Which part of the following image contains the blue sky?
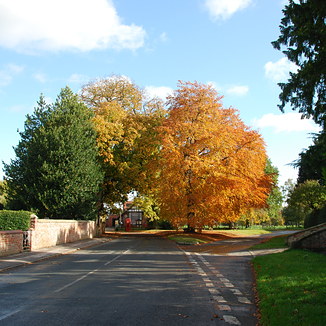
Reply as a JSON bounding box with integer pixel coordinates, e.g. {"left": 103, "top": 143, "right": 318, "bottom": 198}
{"left": 0, "top": 0, "right": 320, "bottom": 185}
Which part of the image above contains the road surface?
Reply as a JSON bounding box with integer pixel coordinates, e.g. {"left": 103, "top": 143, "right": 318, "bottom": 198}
{"left": 0, "top": 236, "right": 258, "bottom": 325}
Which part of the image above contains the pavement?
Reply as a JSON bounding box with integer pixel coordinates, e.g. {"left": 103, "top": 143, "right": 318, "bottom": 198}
{"left": 0, "top": 237, "right": 113, "bottom": 273}
{"left": 0, "top": 232, "right": 290, "bottom": 273}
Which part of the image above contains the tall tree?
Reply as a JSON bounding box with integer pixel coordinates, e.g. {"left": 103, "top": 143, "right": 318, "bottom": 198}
{"left": 283, "top": 179, "right": 326, "bottom": 226}
{"left": 295, "top": 131, "right": 326, "bottom": 185}
{"left": 263, "top": 159, "right": 284, "bottom": 225}
{"left": 155, "top": 81, "right": 272, "bottom": 230}
{"left": 81, "top": 76, "right": 165, "bottom": 207}
{"left": 272, "top": 0, "right": 326, "bottom": 127}
{"left": 3, "top": 87, "right": 103, "bottom": 219}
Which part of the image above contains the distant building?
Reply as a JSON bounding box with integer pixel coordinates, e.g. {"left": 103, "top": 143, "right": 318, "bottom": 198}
{"left": 106, "top": 201, "right": 147, "bottom": 228}
{"left": 122, "top": 201, "right": 146, "bottom": 228}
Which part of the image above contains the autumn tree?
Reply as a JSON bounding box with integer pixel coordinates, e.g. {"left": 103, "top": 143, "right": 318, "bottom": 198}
{"left": 81, "top": 76, "right": 165, "bottom": 208}
{"left": 155, "top": 81, "right": 272, "bottom": 230}
{"left": 3, "top": 88, "right": 103, "bottom": 219}
{"left": 133, "top": 194, "right": 160, "bottom": 223}
{"left": 272, "top": 0, "right": 326, "bottom": 127}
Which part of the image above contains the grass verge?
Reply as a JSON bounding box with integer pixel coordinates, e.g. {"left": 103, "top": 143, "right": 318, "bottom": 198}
{"left": 250, "top": 235, "right": 288, "bottom": 250}
{"left": 167, "top": 235, "right": 208, "bottom": 245}
{"left": 212, "top": 229, "right": 272, "bottom": 237}
{"left": 253, "top": 249, "right": 326, "bottom": 326}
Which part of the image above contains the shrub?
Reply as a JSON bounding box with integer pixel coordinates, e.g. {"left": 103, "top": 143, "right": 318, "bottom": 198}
{"left": 304, "top": 206, "right": 326, "bottom": 228}
{"left": 157, "top": 219, "right": 173, "bottom": 230}
{"left": 0, "top": 210, "right": 32, "bottom": 231}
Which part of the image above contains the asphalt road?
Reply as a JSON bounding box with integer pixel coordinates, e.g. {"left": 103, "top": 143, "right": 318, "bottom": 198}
{"left": 0, "top": 236, "right": 258, "bottom": 326}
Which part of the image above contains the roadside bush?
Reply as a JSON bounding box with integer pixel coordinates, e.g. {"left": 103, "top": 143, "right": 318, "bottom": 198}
{"left": 304, "top": 206, "right": 326, "bottom": 228}
{"left": 0, "top": 210, "right": 32, "bottom": 231}
{"left": 157, "top": 219, "right": 173, "bottom": 230}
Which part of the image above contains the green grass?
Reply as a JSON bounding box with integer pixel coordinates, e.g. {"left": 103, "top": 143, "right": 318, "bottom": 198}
{"left": 250, "top": 235, "right": 288, "bottom": 250}
{"left": 214, "top": 229, "right": 272, "bottom": 236}
{"left": 167, "top": 235, "right": 207, "bottom": 245}
{"left": 253, "top": 249, "right": 326, "bottom": 326}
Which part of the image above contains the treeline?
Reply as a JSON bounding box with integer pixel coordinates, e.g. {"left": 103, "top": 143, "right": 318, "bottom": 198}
{"left": 1, "top": 78, "right": 279, "bottom": 229}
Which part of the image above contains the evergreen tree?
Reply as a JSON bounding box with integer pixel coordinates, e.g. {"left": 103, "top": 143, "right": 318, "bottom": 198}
{"left": 3, "top": 87, "right": 103, "bottom": 219}
{"left": 272, "top": 0, "right": 326, "bottom": 127}
{"left": 295, "top": 131, "right": 326, "bottom": 185}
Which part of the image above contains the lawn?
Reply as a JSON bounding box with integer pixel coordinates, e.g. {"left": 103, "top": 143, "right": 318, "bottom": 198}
{"left": 167, "top": 235, "right": 208, "bottom": 245}
{"left": 250, "top": 235, "right": 288, "bottom": 250}
{"left": 253, "top": 249, "right": 326, "bottom": 326}
{"left": 213, "top": 229, "right": 272, "bottom": 236}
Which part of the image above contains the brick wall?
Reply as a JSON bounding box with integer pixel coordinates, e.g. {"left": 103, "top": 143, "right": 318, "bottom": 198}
{"left": 0, "top": 216, "right": 97, "bottom": 256}
{"left": 0, "top": 230, "right": 24, "bottom": 256}
{"left": 30, "top": 217, "right": 97, "bottom": 250}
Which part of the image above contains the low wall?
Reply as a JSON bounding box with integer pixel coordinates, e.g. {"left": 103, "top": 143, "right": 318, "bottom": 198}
{"left": 287, "top": 223, "right": 326, "bottom": 250}
{"left": 0, "top": 230, "right": 24, "bottom": 256}
{"left": 30, "top": 217, "right": 97, "bottom": 250}
{"left": 0, "top": 215, "right": 99, "bottom": 256}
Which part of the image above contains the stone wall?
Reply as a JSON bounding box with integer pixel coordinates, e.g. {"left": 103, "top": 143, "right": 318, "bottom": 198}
{"left": 287, "top": 223, "right": 326, "bottom": 250}
{"left": 0, "top": 216, "right": 97, "bottom": 256}
{"left": 30, "top": 216, "right": 97, "bottom": 250}
{"left": 0, "top": 230, "right": 24, "bottom": 256}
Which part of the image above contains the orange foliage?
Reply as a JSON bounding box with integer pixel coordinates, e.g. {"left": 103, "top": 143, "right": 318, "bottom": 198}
{"left": 156, "top": 81, "right": 272, "bottom": 229}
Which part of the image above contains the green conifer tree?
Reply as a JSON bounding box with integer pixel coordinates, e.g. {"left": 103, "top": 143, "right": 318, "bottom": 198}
{"left": 4, "top": 87, "right": 103, "bottom": 219}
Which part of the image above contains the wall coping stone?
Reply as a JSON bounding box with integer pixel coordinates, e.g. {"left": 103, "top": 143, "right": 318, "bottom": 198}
{"left": 0, "top": 230, "right": 24, "bottom": 235}
{"left": 287, "top": 222, "right": 326, "bottom": 248}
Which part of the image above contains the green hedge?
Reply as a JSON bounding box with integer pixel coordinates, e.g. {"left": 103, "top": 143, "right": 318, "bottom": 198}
{"left": 0, "top": 210, "right": 32, "bottom": 231}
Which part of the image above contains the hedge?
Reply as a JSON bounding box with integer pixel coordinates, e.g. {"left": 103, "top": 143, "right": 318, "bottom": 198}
{"left": 0, "top": 210, "right": 32, "bottom": 231}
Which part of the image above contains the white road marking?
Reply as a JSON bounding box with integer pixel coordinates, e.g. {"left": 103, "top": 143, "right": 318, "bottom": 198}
{"left": 54, "top": 249, "right": 130, "bottom": 293}
{"left": 213, "top": 295, "right": 227, "bottom": 303}
{"left": 223, "top": 315, "right": 241, "bottom": 325}
{"left": 184, "top": 251, "right": 254, "bottom": 326}
{"left": 208, "top": 288, "right": 220, "bottom": 294}
{"left": 238, "top": 297, "right": 251, "bottom": 304}
{"left": 217, "top": 304, "right": 231, "bottom": 311}
{"left": 0, "top": 309, "right": 22, "bottom": 321}
{"left": 230, "top": 289, "right": 242, "bottom": 295}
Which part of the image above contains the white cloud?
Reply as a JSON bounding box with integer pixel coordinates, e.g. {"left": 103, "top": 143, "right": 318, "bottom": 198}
{"left": 7, "top": 104, "right": 28, "bottom": 113}
{"left": 0, "top": 64, "right": 24, "bottom": 86}
{"left": 159, "top": 32, "right": 168, "bottom": 43}
{"left": 226, "top": 85, "right": 249, "bottom": 96}
{"left": 207, "top": 82, "right": 248, "bottom": 96}
{"left": 68, "top": 74, "right": 89, "bottom": 84}
{"left": 0, "top": 71, "right": 12, "bottom": 87}
{"left": 145, "top": 86, "right": 173, "bottom": 101}
{"left": 207, "top": 81, "right": 222, "bottom": 92}
{"left": 6, "top": 64, "right": 24, "bottom": 74}
{"left": 0, "top": 0, "right": 146, "bottom": 53}
{"left": 205, "top": 0, "right": 252, "bottom": 20}
{"left": 253, "top": 112, "right": 320, "bottom": 133}
{"left": 264, "top": 57, "right": 298, "bottom": 83}
{"left": 33, "top": 73, "right": 47, "bottom": 83}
